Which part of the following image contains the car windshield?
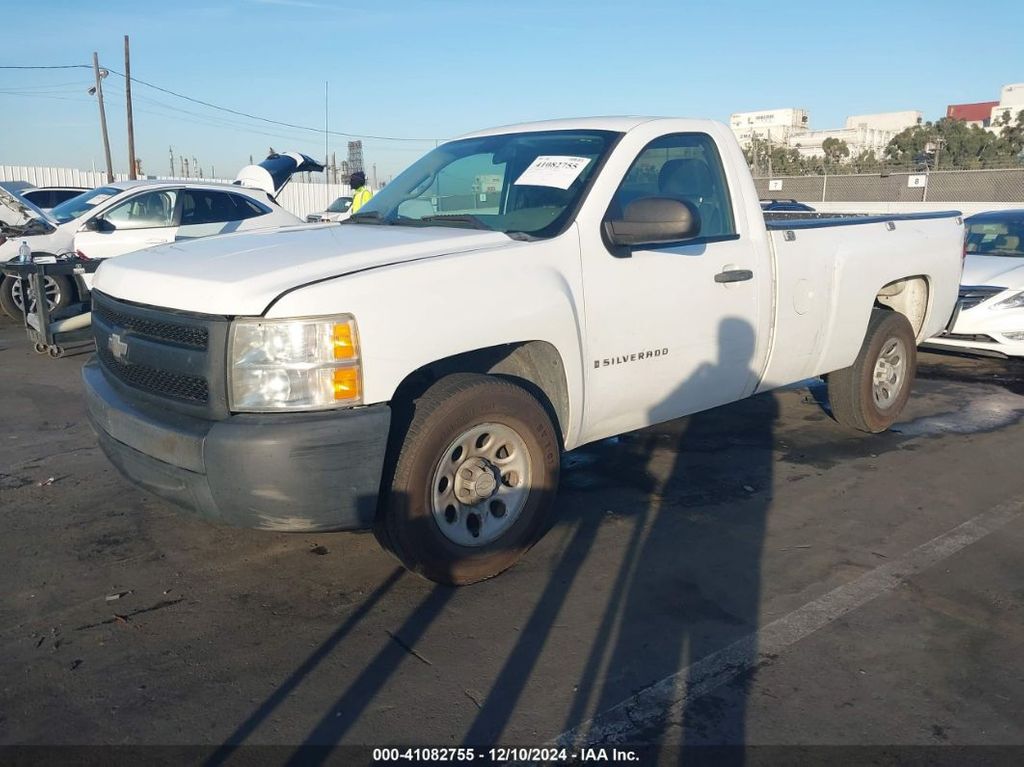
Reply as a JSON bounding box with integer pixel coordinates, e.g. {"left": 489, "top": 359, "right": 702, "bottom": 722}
{"left": 965, "top": 218, "right": 1024, "bottom": 258}
{"left": 327, "top": 196, "right": 352, "bottom": 213}
{"left": 50, "top": 186, "right": 121, "bottom": 224}
{"left": 349, "top": 129, "right": 618, "bottom": 238}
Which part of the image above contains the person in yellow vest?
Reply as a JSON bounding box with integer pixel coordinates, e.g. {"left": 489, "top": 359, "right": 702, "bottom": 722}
{"left": 349, "top": 171, "right": 373, "bottom": 213}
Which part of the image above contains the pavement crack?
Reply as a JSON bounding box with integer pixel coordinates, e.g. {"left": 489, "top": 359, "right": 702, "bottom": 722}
{"left": 386, "top": 629, "right": 432, "bottom": 666}
{"left": 74, "top": 598, "right": 185, "bottom": 631}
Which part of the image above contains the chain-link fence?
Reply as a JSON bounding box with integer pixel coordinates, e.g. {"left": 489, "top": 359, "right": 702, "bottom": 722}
{"left": 755, "top": 168, "right": 1024, "bottom": 204}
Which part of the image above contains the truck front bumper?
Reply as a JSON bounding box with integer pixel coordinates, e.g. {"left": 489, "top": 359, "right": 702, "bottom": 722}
{"left": 82, "top": 358, "right": 391, "bottom": 532}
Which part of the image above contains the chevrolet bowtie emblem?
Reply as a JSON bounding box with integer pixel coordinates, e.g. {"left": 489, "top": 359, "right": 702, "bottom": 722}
{"left": 108, "top": 333, "right": 128, "bottom": 363}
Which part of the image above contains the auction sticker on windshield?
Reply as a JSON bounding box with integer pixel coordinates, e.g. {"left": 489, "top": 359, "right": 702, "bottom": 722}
{"left": 514, "top": 156, "right": 591, "bottom": 190}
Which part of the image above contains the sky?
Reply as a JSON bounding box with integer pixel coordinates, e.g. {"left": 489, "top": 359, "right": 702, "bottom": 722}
{"left": 1, "top": 0, "right": 1022, "bottom": 182}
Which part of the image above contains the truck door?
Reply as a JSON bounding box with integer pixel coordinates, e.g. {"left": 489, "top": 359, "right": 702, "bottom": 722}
{"left": 75, "top": 189, "right": 179, "bottom": 260}
{"left": 579, "top": 131, "right": 767, "bottom": 442}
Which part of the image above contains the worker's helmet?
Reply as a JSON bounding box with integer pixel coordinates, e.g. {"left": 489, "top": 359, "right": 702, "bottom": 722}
{"left": 350, "top": 171, "right": 367, "bottom": 188}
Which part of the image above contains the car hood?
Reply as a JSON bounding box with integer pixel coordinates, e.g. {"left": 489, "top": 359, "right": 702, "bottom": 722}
{"left": 234, "top": 151, "right": 325, "bottom": 199}
{"left": 0, "top": 186, "right": 57, "bottom": 238}
{"left": 962, "top": 255, "right": 1024, "bottom": 289}
{"left": 93, "top": 223, "right": 515, "bottom": 315}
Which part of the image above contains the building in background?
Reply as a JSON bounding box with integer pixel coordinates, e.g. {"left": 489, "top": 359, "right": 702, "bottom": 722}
{"left": 844, "top": 111, "right": 921, "bottom": 133}
{"left": 730, "top": 108, "right": 920, "bottom": 159}
{"left": 991, "top": 83, "right": 1024, "bottom": 126}
{"left": 346, "top": 141, "right": 364, "bottom": 174}
{"left": 729, "top": 108, "right": 809, "bottom": 148}
{"left": 945, "top": 83, "right": 1024, "bottom": 130}
{"left": 946, "top": 101, "right": 999, "bottom": 127}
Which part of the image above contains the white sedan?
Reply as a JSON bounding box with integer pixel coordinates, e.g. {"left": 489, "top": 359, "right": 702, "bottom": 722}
{"left": 0, "top": 152, "right": 321, "bottom": 319}
{"left": 925, "top": 209, "right": 1024, "bottom": 358}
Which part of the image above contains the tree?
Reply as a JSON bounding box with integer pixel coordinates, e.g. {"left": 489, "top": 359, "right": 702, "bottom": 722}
{"left": 850, "top": 150, "right": 881, "bottom": 174}
{"left": 821, "top": 137, "right": 850, "bottom": 167}
{"left": 996, "top": 109, "right": 1024, "bottom": 159}
{"left": 886, "top": 117, "right": 1021, "bottom": 170}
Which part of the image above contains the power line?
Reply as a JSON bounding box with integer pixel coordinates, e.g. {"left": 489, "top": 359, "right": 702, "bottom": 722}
{"left": 0, "top": 64, "right": 92, "bottom": 70}
{"left": 103, "top": 67, "right": 442, "bottom": 143}
{"left": 2, "top": 61, "right": 447, "bottom": 145}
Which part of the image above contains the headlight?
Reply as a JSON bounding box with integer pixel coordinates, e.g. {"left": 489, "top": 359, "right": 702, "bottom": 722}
{"left": 229, "top": 315, "right": 361, "bottom": 411}
{"left": 992, "top": 292, "right": 1024, "bottom": 310}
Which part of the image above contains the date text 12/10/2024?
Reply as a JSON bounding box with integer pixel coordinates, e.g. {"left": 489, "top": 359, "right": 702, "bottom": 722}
{"left": 372, "top": 746, "right": 641, "bottom": 763}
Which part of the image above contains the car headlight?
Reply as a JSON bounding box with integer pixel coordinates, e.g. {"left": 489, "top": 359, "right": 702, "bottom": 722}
{"left": 229, "top": 315, "right": 361, "bottom": 411}
{"left": 992, "top": 292, "right": 1024, "bottom": 310}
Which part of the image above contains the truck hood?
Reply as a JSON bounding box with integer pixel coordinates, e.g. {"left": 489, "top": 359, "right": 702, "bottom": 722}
{"left": 93, "top": 223, "right": 515, "bottom": 315}
{"left": 962, "top": 255, "right": 1024, "bottom": 289}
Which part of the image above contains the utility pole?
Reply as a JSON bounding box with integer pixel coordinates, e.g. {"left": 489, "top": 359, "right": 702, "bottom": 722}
{"left": 124, "top": 36, "right": 137, "bottom": 180}
{"left": 169, "top": 146, "right": 175, "bottom": 176}
{"left": 91, "top": 52, "right": 114, "bottom": 183}
{"left": 183, "top": 156, "right": 190, "bottom": 178}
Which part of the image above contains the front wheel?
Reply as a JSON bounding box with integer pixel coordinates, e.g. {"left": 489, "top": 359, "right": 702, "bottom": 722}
{"left": 826, "top": 308, "right": 917, "bottom": 433}
{"left": 379, "top": 373, "right": 561, "bottom": 585}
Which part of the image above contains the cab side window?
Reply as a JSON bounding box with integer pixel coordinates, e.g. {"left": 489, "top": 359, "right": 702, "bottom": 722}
{"left": 611, "top": 133, "right": 735, "bottom": 238}
{"left": 103, "top": 190, "right": 178, "bottom": 230}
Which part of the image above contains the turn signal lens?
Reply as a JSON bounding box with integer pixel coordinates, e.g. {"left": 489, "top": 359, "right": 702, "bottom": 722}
{"left": 333, "top": 322, "right": 356, "bottom": 359}
{"left": 332, "top": 367, "right": 360, "bottom": 400}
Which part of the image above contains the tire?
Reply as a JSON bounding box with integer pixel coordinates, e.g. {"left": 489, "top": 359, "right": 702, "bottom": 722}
{"left": 379, "top": 373, "right": 561, "bottom": 585}
{"left": 827, "top": 308, "right": 917, "bottom": 433}
{"left": 0, "top": 275, "right": 73, "bottom": 320}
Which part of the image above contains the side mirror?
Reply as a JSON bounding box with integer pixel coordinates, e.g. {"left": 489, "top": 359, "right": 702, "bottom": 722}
{"left": 84, "top": 217, "right": 111, "bottom": 232}
{"left": 604, "top": 197, "right": 701, "bottom": 248}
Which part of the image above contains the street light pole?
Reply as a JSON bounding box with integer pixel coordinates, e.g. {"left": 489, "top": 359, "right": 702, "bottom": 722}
{"left": 91, "top": 52, "right": 114, "bottom": 183}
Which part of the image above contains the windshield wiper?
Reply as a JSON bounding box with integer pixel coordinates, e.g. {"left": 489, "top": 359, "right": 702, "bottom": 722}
{"left": 416, "top": 214, "right": 491, "bottom": 231}
{"left": 347, "top": 210, "right": 386, "bottom": 224}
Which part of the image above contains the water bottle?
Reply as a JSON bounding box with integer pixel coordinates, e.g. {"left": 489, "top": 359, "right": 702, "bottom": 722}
{"left": 18, "top": 240, "right": 31, "bottom": 263}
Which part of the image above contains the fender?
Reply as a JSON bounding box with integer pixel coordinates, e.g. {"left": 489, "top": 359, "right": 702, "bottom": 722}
{"left": 267, "top": 227, "right": 589, "bottom": 447}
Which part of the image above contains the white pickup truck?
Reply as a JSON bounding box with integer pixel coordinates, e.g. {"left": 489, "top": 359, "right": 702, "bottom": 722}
{"left": 82, "top": 117, "right": 965, "bottom": 584}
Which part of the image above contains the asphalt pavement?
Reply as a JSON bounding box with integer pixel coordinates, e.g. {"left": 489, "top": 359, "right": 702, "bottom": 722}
{"left": 1, "top": 316, "right": 1023, "bottom": 756}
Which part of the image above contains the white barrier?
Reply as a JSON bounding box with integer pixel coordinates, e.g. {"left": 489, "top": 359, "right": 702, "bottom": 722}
{"left": 0, "top": 165, "right": 356, "bottom": 220}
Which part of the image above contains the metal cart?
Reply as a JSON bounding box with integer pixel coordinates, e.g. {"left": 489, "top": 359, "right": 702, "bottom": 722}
{"left": 1, "top": 254, "right": 100, "bottom": 358}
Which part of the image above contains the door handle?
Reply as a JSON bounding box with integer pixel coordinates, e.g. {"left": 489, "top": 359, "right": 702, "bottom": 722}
{"left": 714, "top": 269, "right": 753, "bottom": 283}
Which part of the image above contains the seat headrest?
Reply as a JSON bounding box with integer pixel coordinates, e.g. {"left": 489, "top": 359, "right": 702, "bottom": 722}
{"left": 658, "top": 158, "right": 714, "bottom": 197}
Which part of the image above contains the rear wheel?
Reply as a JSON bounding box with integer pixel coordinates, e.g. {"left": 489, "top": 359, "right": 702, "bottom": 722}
{"left": 827, "top": 308, "right": 917, "bottom": 433}
{"left": 0, "top": 275, "right": 73, "bottom": 320}
{"left": 379, "top": 373, "right": 560, "bottom": 585}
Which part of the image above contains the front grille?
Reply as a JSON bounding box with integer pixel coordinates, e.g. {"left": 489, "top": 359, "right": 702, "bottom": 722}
{"left": 958, "top": 285, "right": 1005, "bottom": 311}
{"left": 94, "top": 302, "right": 209, "bottom": 349}
{"left": 92, "top": 291, "right": 230, "bottom": 419}
{"left": 97, "top": 345, "right": 209, "bottom": 403}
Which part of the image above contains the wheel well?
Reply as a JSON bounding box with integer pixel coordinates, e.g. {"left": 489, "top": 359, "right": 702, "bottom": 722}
{"left": 390, "top": 341, "right": 571, "bottom": 446}
{"left": 874, "top": 275, "right": 929, "bottom": 337}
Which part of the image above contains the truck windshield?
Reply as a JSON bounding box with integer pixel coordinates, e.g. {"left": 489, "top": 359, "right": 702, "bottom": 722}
{"left": 349, "top": 130, "right": 618, "bottom": 238}
{"left": 50, "top": 186, "right": 121, "bottom": 224}
{"left": 966, "top": 218, "right": 1024, "bottom": 258}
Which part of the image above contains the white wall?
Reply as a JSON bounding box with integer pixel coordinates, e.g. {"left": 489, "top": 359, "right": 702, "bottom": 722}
{"left": 0, "top": 165, "right": 356, "bottom": 221}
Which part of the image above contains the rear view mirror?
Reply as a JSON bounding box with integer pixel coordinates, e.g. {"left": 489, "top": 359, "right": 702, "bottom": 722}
{"left": 84, "top": 217, "right": 111, "bottom": 233}
{"left": 604, "top": 197, "right": 701, "bottom": 248}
